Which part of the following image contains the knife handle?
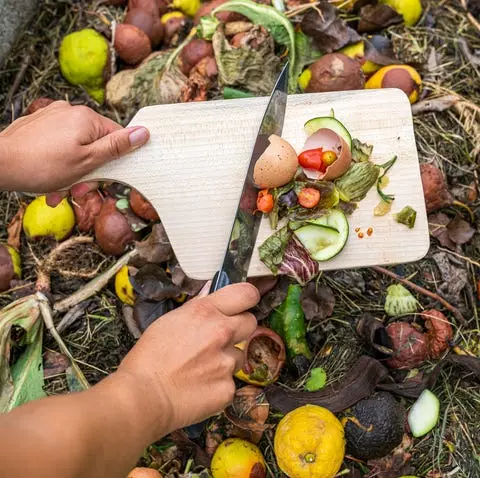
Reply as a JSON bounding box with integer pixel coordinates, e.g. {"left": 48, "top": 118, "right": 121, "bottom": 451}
{"left": 209, "top": 269, "right": 232, "bottom": 293}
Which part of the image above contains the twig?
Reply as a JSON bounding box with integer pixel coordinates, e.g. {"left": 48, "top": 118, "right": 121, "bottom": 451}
{"left": 36, "top": 293, "right": 90, "bottom": 391}
{"left": 57, "top": 300, "right": 92, "bottom": 334}
{"left": 412, "top": 95, "right": 459, "bottom": 115}
{"left": 460, "top": 0, "right": 480, "bottom": 33}
{"left": 53, "top": 249, "right": 136, "bottom": 313}
{"left": 436, "top": 247, "right": 480, "bottom": 269}
{"left": 4, "top": 46, "right": 34, "bottom": 120}
{"left": 457, "top": 38, "right": 480, "bottom": 67}
{"left": 371, "top": 266, "right": 467, "bottom": 325}
{"left": 42, "top": 236, "right": 94, "bottom": 272}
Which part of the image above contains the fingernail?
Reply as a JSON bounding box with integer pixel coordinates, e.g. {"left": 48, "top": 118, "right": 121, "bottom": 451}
{"left": 128, "top": 126, "right": 149, "bottom": 147}
{"left": 71, "top": 183, "right": 91, "bottom": 199}
{"left": 46, "top": 193, "right": 63, "bottom": 207}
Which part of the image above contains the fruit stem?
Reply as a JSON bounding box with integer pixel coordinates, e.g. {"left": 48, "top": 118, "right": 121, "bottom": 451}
{"left": 304, "top": 453, "right": 316, "bottom": 463}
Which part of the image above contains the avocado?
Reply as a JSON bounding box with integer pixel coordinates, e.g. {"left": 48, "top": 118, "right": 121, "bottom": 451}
{"left": 344, "top": 392, "right": 406, "bottom": 461}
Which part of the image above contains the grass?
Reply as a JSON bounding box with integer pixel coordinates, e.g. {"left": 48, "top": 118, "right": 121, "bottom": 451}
{"left": 0, "top": 0, "right": 479, "bottom": 476}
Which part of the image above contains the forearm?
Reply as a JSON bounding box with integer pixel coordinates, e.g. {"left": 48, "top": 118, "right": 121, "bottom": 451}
{"left": 0, "top": 371, "right": 172, "bottom": 478}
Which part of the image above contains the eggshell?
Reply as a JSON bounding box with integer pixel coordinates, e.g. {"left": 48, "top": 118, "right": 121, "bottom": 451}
{"left": 253, "top": 135, "right": 298, "bottom": 188}
{"left": 302, "top": 128, "right": 352, "bottom": 181}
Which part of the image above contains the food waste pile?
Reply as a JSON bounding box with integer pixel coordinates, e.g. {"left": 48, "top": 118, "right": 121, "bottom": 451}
{"left": 0, "top": 0, "right": 479, "bottom": 477}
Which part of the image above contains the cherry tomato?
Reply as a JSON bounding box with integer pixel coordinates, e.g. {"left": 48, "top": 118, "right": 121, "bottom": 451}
{"left": 322, "top": 150, "right": 337, "bottom": 166}
{"left": 298, "top": 188, "right": 321, "bottom": 209}
{"left": 298, "top": 148, "right": 326, "bottom": 172}
{"left": 256, "top": 189, "right": 274, "bottom": 213}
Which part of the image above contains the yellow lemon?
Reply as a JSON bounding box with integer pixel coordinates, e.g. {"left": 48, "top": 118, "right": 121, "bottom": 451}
{"left": 340, "top": 41, "right": 380, "bottom": 75}
{"left": 274, "top": 405, "right": 345, "bottom": 478}
{"left": 59, "top": 28, "right": 109, "bottom": 103}
{"left": 172, "top": 0, "right": 201, "bottom": 17}
{"left": 298, "top": 69, "right": 312, "bottom": 91}
{"left": 23, "top": 196, "right": 75, "bottom": 241}
{"left": 211, "top": 438, "right": 266, "bottom": 478}
{"left": 114, "top": 265, "right": 136, "bottom": 306}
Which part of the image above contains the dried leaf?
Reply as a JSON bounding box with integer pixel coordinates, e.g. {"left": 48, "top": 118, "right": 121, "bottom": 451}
{"left": 133, "top": 298, "right": 175, "bottom": 332}
{"left": 252, "top": 275, "right": 290, "bottom": 321}
{"left": 300, "top": 282, "right": 335, "bottom": 321}
{"left": 43, "top": 350, "right": 69, "bottom": 378}
{"left": 265, "top": 355, "right": 389, "bottom": 414}
{"left": 356, "top": 314, "right": 393, "bottom": 357}
{"left": 131, "top": 264, "right": 181, "bottom": 301}
{"left": 169, "top": 430, "right": 211, "bottom": 468}
{"left": 364, "top": 35, "right": 399, "bottom": 66}
{"left": 428, "top": 212, "right": 455, "bottom": 249}
{"left": 0, "top": 296, "right": 45, "bottom": 412}
{"left": 358, "top": 4, "right": 403, "bottom": 33}
{"left": 432, "top": 252, "right": 467, "bottom": 304}
{"left": 446, "top": 214, "right": 475, "bottom": 245}
{"left": 134, "top": 223, "right": 174, "bottom": 265}
{"left": 169, "top": 261, "right": 207, "bottom": 296}
{"left": 7, "top": 206, "right": 25, "bottom": 251}
{"left": 300, "top": 3, "right": 361, "bottom": 53}
{"left": 365, "top": 435, "right": 414, "bottom": 478}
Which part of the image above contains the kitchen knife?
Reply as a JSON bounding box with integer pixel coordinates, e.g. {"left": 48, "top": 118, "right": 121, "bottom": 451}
{"left": 209, "top": 62, "right": 289, "bottom": 293}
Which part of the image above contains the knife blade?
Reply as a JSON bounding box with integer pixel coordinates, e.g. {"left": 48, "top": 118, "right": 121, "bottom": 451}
{"left": 209, "top": 62, "right": 289, "bottom": 293}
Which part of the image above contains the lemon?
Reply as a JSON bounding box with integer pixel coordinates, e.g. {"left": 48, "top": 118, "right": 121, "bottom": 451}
{"left": 211, "top": 438, "right": 266, "bottom": 478}
{"left": 114, "top": 265, "right": 136, "bottom": 306}
{"left": 274, "top": 405, "right": 345, "bottom": 478}
{"left": 172, "top": 0, "right": 201, "bottom": 17}
{"left": 23, "top": 196, "right": 75, "bottom": 241}
{"left": 298, "top": 69, "right": 312, "bottom": 91}
{"left": 379, "top": 0, "right": 422, "bottom": 26}
{"left": 59, "top": 28, "right": 109, "bottom": 103}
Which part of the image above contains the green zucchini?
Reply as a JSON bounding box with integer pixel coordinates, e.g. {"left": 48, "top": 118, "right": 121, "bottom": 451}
{"left": 293, "top": 209, "right": 349, "bottom": 261}
{"left": 304, "top": 116, "right": 352, "bottom": 149}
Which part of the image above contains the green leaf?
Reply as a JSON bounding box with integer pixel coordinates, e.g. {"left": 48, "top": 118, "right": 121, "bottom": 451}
{"left": 394, "top": 206, "right": 417, "bottom": 229}
{"left": 293, "top": 31, "right": 322, "bottom": 85}
{"left": 223, "top": 87, "right": 255, "bottom": 99}
{"left": 212, "top": 0, "right": 298, "bottom": 91}
{"left": 9, "top": 320, "right": 45, "bottom": 411}
{"left": 305, "top": 367, "right": 327, "bottom": 391}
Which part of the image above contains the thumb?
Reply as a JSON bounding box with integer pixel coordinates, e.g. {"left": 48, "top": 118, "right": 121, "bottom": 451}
{"left": 87, "top": 126, "right": 150, "bottom": 167}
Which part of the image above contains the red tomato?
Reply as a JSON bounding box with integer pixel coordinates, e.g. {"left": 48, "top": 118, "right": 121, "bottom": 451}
{"left": 298, "top": 148, "right": 326, "bottom": 172}
{"left": 256, "top": 189, "right": 274, "bottom": 213}
{"left": 298, "top": 188, "right": 321, "bottom": 208}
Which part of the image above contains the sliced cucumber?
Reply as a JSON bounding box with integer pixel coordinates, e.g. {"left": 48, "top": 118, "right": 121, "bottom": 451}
{"left": 293, "top": 209, "right": 349, "bottom": 261}
{"left": 304, "top": 116, "right": 352, "bottom": 149}
{"left": 408, "top": 389, "right": 440, "bottom": 438}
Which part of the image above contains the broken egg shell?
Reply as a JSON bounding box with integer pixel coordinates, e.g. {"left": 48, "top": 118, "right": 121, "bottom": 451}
{"left": 253, "top": 135, "right": 298, "bottom": 189}
{"left": 302, "top": 128, "right": 352, "bottom": 181}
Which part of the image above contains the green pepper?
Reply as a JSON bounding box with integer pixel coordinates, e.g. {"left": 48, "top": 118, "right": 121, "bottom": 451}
{"left": 268, "top": 284, "right": 312, "bottom": 363}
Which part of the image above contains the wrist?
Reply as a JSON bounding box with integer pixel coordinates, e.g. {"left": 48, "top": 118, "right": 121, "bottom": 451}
{"left": 101, "top": 370, "right": 175, "bottom": 444}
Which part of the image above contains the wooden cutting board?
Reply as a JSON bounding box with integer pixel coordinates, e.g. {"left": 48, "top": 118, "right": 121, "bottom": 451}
{"left": 82, "top": 88, "right": 429, "bottom": 280}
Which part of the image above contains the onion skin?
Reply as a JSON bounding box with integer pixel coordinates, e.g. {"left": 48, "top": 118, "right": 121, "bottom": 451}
{"left": 94, "top": 198, "right": 139, "bottom": 255}
{"left": 114, "top": 23, "right": 152, "bottom": 65}
{"left": 129, "top": 189, "right": 159, "bottom": 221}
{"left": 73, "top": 190, "right": 104, "bottom": 233}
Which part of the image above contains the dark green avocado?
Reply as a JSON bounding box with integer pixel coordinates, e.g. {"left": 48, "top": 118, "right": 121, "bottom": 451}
{"left": 344, "top": 392, "right": 406, "bottom": 461}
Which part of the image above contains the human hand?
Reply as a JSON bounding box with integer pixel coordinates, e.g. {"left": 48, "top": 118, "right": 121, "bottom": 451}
{"left": 0, "top": 101, "right": 149, "bottom": 193}
{"left": 117, "top": 283, "right": 260, "bottom": 440}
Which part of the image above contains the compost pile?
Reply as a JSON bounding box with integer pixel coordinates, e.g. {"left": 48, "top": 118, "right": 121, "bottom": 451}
{"left": 0, "top": 0, "right": 479, "bottom": 477}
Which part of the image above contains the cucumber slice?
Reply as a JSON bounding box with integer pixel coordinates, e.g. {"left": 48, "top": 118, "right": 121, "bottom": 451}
{"left": 408, "top": 389, "right": 440, "bottom": 437}
{"left": 304, "top": 117, "right": 352, "bottom": 149}
{"left": 294, "top": 209, "right": 349, "bottom": 261}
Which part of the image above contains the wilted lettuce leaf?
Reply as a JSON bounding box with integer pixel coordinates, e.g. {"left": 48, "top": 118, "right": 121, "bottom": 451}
{"left": 212, "top": 26, "right": 281, "bottom": 95}
{"left": 293, "top": 30, "right": 322, "bottom": 85}
{"left": 212, "top": 0, "right": 298, "bottom": 90}
{"left": 287, "top": 181, "right": 340, "bottom": 221}
{"left": 352, "top": 138, "right": 373, "bottom": 162}
{"left": 278, "top": 237, "right": 320, "bottom": 285}
{"left": 259, "top": 226, "right": 291, "bottom": 275}
{"left": 300, "top": 3, "right": 361, "bottom": 53}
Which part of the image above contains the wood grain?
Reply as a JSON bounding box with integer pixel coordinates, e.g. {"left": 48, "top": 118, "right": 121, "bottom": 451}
{"left": 82, "top": 89, "right": 430, "bottom": 279}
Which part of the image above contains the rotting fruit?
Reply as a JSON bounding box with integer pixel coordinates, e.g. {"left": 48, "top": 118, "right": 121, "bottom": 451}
{"left": 211, "top": 438, "right": 266, "bottom": 478}
{"left": 114, "top": 23, "right": 152, "bottom": 65}
{"left": 386, "top": 322, "right": 428, "bottom": 369}
{"left": 73, "top": 190, "right": 104, "bottom": 233}
{"left": 127, "top": 467, "right": 163, "bottom": 478}
{"left": 129, "top": 189, "right": 159, "bottom": 221}
{"left": 344, "top": 392, "right": 406, "bottom": 460}
{"left": 274, "top": 404, "right": 345, "bottom": 478}
{"left": 115, "top": 265, "right": 136, "bottom": 306}
{"left": 340, "top": 41, "right": 380, "bottom": 75}
{"left": 59, "top": 29, "right": 109, "bottom": 103}
{"left": 23, "top": 195, "right": 75, "bottom": 241}
{"left": 0, "top": 244, "right": 21, "bottom": 292}
{"left": 366, "top": 65, "right": 421, "bottom": 104}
